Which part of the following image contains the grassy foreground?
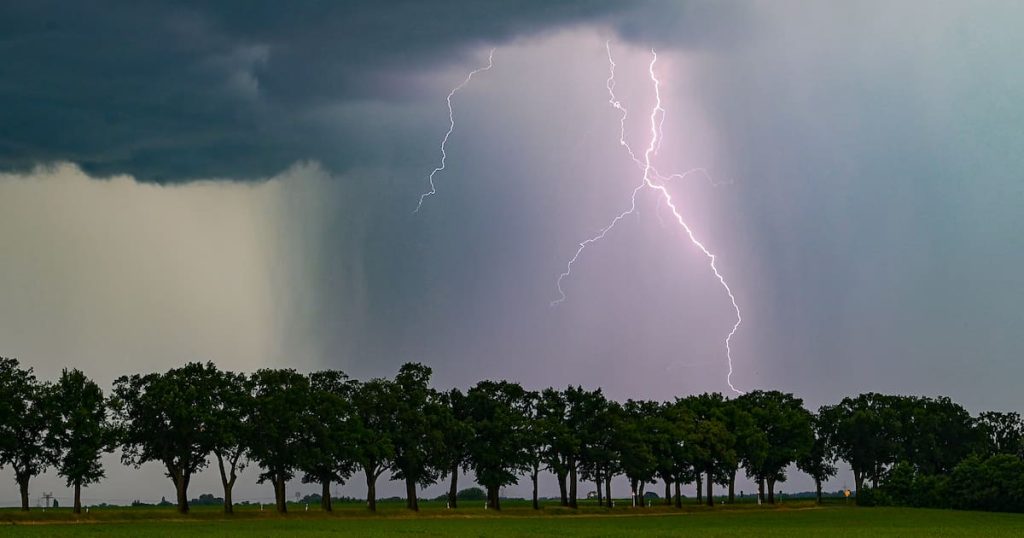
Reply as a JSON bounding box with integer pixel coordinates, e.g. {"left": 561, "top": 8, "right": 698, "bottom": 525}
{"left": 2, "top": 500, "right": 1022, "bottom": 537}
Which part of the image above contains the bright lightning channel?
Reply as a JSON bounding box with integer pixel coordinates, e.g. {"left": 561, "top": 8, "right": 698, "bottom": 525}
{"left": 414, "top": 49, "right": 495, "bottom": 213}
{"left": 552, "top": 43, "right": 745, "bottom": 395}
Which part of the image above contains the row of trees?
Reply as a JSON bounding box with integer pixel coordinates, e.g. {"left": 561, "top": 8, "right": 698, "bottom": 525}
{"left": 2, "top": 357, "right": 1022, "bottom": 514}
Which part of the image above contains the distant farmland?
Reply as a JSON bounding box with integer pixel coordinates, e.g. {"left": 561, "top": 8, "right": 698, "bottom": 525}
{"left": 2, "top": 501, "right": 1023, "bottom": 537}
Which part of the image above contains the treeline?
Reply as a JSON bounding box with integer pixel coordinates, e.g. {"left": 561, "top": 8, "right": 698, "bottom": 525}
{"left": 1, "top": 357, "right": 1022, "bottom": 515}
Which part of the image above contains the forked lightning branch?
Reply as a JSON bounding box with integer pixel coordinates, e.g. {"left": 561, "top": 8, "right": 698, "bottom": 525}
{"left": 416, "top": 43, "right": 745, "bottom": 395}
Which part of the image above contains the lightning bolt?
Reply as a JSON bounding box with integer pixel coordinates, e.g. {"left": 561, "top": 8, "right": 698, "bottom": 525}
{"left": 553, "top": 42, "right": 745, "bottom": 395}
{"left": 414, "top": 49, "right": 495, "bottom": 213}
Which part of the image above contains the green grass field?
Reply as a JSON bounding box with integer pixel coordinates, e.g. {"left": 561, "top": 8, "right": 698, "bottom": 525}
{"left": 2, "top": 500, "right": 1022, "bottom": 537}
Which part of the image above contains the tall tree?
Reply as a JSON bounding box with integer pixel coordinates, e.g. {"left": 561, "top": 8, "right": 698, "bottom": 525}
{"left": 436, "top": 388, "right": 473, "bottom": 509}
{"left": 737, "top": 391, "right": 813, "bottom": 503}
{"left": 564, "top": 385, "right": 604, "bottom": 508}
{"left": 0, "top": 358, "right": 54, "bottom": 511}
{"left": 648, "top": 402, "right": 680, "bottom": 507}
{"left": 569, "top": 386, "right": 611, "bottom": 509}
{"left": 111, "top": 362, "right": 217, "bottom": 514}
{"left": 581, "top": 396, "right": 619, "bottom": 508}
{"left": 47, "top": 368, "right": 110, "bottom": 514}
{"left": 350, "top": 378, "right": 395, "bottom": 512}
{"left": 900, "top": 396, "right": 982, "bottom": 475}
{"left": 661, "top": 400, "right": 698, "bottom": 508}
{"left": 248, "top": 368, "right": 310, "bottom": 513}
{"left": 821, "top": 393, "right": 902, "bottom": 494}
{"left": 537, "top": 388, "right": 573, "bottom": 506}
{"left": 719, "top": 398, "right": 758, "bottom": 503}
{"left": 207, "top": 367, "right": 251, "bottom": 514}
{"left": 465, "top": 380, "right": 531, "bottom": 510}
{"left": 390, "top": 363, "right": 442, "bottom": 511}
{"left": 616, "top": 400, "right": 658, "bottom": 507}
{"left": 299, "top": 370, "right": 357, "bottom": 512}
{"left": 797, "top": 411, "right": 838, "bottom": 504}
{"left": 522, "top": 391, "right": 544, "bottom": 510}
{"left": 685, "top": 393, "right": 736, "bottom": 507}
{"left": 977, "top": 411, "right": 1024, "bottom": 457}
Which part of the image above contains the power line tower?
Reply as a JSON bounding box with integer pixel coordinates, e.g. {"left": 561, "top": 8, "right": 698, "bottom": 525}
{"left": 41, "top": 492, "right": 54, "bottom": 509}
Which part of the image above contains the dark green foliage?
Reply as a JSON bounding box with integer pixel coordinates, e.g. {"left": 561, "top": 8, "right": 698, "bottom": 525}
{"left": 390, "top": 363, "right": 443, "bottom": 511}
{"left": 797, "top": 412, "right": 838, "bottom": 504}
{"left": 565, "top": 386, "right": 611, "bottom": 509}
{"left": 436, "top": 388, "right": 473, "bottom": 508}
{"left": 875, "top": 454, "right": 1024, "bottom": 513}
{"left": 247, "top": 368, "right": 311, "bottom": 513}
{"left": 189, "top": 493, "right": 225, "bottom": 506}
{"left": 465, "top": 380, "right": 531, "bottom": 510}
{"left": 977, "top": 412, "right": 1023, "bottom": 458}
{"left": 616, "top": 400, "right": 658, "bottom": 506}
{"left": 207, "top": 366, "right": 252, "bottom": 514}
{"left": 3, "top": 355, "right": 1024, "bottom": 515}
{"left": 0, "top": 357, "right": 54, "bottom": 511}
{"left": 949, "top": 454, "right": 1024, "bottom": 512}
{"left": 738, "top": 391, "right": 814, "bottom": 503}
{"left": 110, "top": 362, "right": 220, "bottom": 514}
{"left": 298, "top": 370, "right": 357, "bottom": 513}
{"left": 47, "top": 368, "right": 111, "bottom": 513}
{"left": 536, "top": 388, "right": 573, "bottom": 506}
{"left": 350, "top": 378, "right": 396, "bottom": 512}
{"left": 682, "top": 393, "right": 736, "bottom": 506}
{"left": 456, "top": 486, "right": 487, "bottom": 501}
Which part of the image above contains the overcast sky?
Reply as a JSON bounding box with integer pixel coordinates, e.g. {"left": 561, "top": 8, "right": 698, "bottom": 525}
{"left": 1, "top": 1, "right": 1022, "bottom": 506}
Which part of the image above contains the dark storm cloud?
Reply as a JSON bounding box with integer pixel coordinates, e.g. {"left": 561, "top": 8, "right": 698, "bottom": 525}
{"left": 0, "top": 0, "right": 643, "bottom": 182}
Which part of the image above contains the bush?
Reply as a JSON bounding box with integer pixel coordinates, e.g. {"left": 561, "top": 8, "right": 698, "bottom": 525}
{"left": 881, "top": 462, "right": 916, "bottom": 505}
{"left": 457, "top": 487, "right": 487, "bottom": 501}
{"left": 950, "top": 454, "right": 1024, "bottom": 512}
{"left": 855, "top": 487, "right": 891, "bottom": 507}
{"left": 911, "top": 473, "right": 950, "bottom": 509}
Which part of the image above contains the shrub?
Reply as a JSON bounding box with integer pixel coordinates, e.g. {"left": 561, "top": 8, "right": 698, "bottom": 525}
{"left": 950, "top": 454, "right": 1024, "bottom": 512}
{"left": 855, "top": 487, "right": 891, "bottom": 507}
{"left": 457, "top": 487, "right": 487, "bottom": 501}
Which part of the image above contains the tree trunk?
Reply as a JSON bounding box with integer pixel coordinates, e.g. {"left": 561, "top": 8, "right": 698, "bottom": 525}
{"left": 405, "top": 477, "right": 418, "bottom": 511}
{"left": 321, "top": 479, "right": 332, "bottom": 512}
{"left": 767, "top": 477, "right": 776, "bottom": 504}
{"left": 758, "top": 477, "right": 765, "bottom": 504}
{"left": 275, "top": 476, "right": 288, "bottom": 513}
{"left": 853, "top": 469, "right": 863, "bottom": 496}
{"left": 174, "top": 471, "right": 190, "bottom": 514}
{"left": 365, "top": 469, "right": 377, "bottom": 512}
{"left": 223, "top": 482, "right": 234, "bottom": 514}
{"left": 674, "top": 481, "right": 682, "bottom": 508}
{"left": 630, "top": 478, "right": 638, "bottom": 507}
{"left": 815, "top": 478, "right": 822, "bottom": 504}
{"left": 448, "top": 467, "right": 459, "bottom": 509}
{"left": 558, "top": 470, "right": 569, "bottom": 506}
{"left": 73, "top": 481, "right": 82, "bottom": 514}
{"left": 569, "top": 463, "right": 578, "bottom": 508}
{"left": 487, "top": 485, "right": 502, "bottom": 510}
{"left": 215, "top": 454, "right": 237, "bottom": 515}
{"left": 695, "top": 474, "right": 703, "bottom": 504}
{"left": 728, "top": 471, "right": 736, "bottom": 503}
{"left": 596, "top": 470, "right": 603, "bottom": 507}
{"left": 532, "top": 469, "right": 540, "bottom": 510}
{"left": 18, "top": 476, "right": 29, "bottom": 511}
{"left": 705, "top": 469, "right": 714, "bottom": 507}
{"left": 605, "top": 474, "right": 612, "bottom": 507}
